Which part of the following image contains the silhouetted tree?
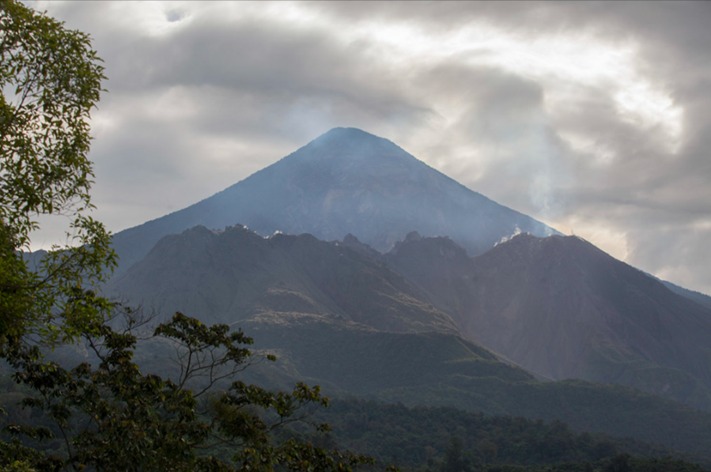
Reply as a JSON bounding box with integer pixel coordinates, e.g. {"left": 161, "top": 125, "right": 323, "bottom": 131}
{"left": 439, "top": 437, "right": 473, "bottom": 472}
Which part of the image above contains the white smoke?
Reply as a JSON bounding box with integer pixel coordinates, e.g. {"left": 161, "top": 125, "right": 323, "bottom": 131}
{"left": 495, "top": 226, "right": 522, "bottom": 246}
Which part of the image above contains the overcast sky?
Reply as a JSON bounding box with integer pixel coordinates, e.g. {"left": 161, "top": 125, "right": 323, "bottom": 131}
{"left": 31, "top": 1, "right": 711, "bottom": 295}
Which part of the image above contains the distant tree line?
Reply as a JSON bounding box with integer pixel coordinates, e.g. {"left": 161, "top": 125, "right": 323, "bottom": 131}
{"left": 306, "top": 399, "right": 710, "bottom": 472}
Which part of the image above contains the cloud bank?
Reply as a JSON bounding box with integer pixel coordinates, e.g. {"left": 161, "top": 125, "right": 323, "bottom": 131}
{"left": 33, "top": 1, "right": 711, "bottom": 294}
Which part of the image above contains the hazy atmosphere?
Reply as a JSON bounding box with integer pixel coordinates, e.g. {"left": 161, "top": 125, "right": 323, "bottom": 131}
{"left": 33, "top": 1, "right": 711, "bottom": 294}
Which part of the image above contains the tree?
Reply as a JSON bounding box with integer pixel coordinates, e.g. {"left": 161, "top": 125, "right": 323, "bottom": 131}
{"left": 3, "top": 312, "right": 373, "bottom": 471}
{"left": 0, "top": 0, "right": 114, "bottom": 347}
{"left": 0, "top": 3, "right": 377, "bottom": 470}
{"left": 438, "top": 437, "right": 473, "bottom": 472}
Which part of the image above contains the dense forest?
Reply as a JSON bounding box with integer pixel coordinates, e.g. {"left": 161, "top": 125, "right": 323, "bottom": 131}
{"left": 2, "top": 371, "right": 709, "bottom": 471}
{"left": 307, "top": 400, "right": 707, "bottom": 471}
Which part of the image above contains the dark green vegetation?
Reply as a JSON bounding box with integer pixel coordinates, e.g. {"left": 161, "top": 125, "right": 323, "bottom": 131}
{"left": 240, "top": 320, "right": 711, "bottom": 464}
{"left": 0, "top": 0, "right": 114, "bottom": 346}
{"left": 1, "top": 313, "right": 372, "bottom": 470}
{"left": 311, "top": 400, "right": 709, "bottom": 471}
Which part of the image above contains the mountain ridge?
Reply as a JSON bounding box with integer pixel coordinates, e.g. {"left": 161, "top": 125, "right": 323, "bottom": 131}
{"left": 109, "top": 224, "right": 459, "bottom": 335}
{"left": 385, "top": 231, "right": 711, "bottom": 409}
{"left": 100, "top": 127, "right": 711, "bottom": 463}
{"left": 110, "top": 127, "right": 556, "bottom": 272}
{"left": 107, "top": 224, "right": 711, "bottom": 462}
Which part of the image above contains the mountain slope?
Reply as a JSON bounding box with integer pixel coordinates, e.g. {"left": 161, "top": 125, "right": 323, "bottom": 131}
{"left": 108, "top": 226, "right": 711, "bottom": 461}
{"left": 108, "top": 224, "right": 457, "bottom": 334}
{"left": 663, "top": 279, "right": 711, "bottom": 310}
{"left": 111, "top": 127, "right": 555, "bottom": 272}
{"left": 237, "top": 315, "right": 711, "bottom": 464}
{"left": 386, "top": 233, "right": 711, "bottom": 409}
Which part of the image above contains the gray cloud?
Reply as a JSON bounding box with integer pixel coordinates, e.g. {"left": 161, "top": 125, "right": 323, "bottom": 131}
{"left": 33, "top": 1, "right": 711, "bottom": 294}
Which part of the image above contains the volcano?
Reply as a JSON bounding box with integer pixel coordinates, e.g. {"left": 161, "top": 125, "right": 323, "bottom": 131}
{"left": 111, "top": 127, "right": 555, "bottom": 271}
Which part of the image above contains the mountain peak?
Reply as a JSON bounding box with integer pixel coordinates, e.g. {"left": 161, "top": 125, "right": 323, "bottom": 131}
{"left": 290, "top": 127, "right": 408, "bottom": 167}
{"left": 315, "top": 127, "right": 382, "bottom": 142}
{"left": 111, "top": 128, "right": 556, "bottom": 272}
{"left": 493, "top": 232, "right": 616, "bottom": 266}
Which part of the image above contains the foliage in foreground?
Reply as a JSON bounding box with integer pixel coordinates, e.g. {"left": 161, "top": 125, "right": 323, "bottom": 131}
{"left": 0, "top": 0, "right": 116, "bottom": 347}
{"left": 0, "top": 312, "right": 374, "bottom": 471}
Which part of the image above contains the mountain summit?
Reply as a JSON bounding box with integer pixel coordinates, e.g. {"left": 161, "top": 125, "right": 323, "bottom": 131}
{"left": 112, "top": 127, "right": 555, "bottom": 271}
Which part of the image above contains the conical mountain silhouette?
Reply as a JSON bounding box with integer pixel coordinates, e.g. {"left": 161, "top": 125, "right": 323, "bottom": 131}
{"left": 112, "top": 127, "right": 555, "bottom": 271}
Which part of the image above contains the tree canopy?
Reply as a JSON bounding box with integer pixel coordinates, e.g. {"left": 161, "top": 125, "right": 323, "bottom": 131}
{"left": 3, "top": 312, "right": 373, "bottom": 471}
{"left": 0, "top": 0, "right": 114, "bottom": 346}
